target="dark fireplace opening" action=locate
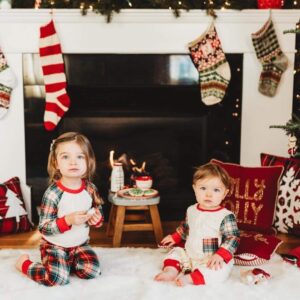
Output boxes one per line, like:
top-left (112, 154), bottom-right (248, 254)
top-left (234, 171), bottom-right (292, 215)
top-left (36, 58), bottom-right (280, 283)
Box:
top-left (23, 54), bottom-right (243, 223)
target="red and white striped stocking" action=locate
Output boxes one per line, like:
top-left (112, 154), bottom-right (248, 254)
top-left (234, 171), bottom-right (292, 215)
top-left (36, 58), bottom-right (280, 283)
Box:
top-left (39, 20), bottom-right (70, 131)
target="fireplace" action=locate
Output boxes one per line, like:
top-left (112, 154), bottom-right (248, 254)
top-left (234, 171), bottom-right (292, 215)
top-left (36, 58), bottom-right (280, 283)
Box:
top-left (24, 53), bottom-right (242, 222)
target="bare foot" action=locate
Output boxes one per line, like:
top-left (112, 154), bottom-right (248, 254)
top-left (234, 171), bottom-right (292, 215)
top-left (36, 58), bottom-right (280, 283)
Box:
top-left (154, 267), bottom-right (179, 282)
top-left (15, 254), bottom-right (30, 272)
top-left (175, 274), bottom-right (193, 287)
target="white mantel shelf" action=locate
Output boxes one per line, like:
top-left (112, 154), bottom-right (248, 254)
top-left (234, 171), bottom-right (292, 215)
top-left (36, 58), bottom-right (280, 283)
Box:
top-left (0, 9), bottom-right (298, 23)
top-left (0, 9), bottom-right (299, 53)
top-left (0, 9), bottom-right (299, 219)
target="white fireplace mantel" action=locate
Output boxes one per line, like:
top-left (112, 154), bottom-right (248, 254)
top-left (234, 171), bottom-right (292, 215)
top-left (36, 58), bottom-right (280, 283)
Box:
top-left (0, 9), bottom-right (299, 218)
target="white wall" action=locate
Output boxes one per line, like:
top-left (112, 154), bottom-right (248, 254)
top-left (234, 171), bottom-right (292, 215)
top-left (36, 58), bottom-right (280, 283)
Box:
top-left (0, 9), bottom-right (299, 216)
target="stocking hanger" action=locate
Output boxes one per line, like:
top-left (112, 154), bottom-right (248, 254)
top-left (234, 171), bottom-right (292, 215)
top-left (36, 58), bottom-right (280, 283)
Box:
top-left (269, 9), bottom-right (273, 20)
top-left (50, 8), bottom-right (54, 19)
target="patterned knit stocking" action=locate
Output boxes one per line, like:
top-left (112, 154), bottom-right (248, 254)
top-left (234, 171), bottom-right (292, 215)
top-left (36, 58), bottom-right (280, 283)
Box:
top-left (0, 50), bottom-right (17, 119)
top-left (251, 17), bottom-right (288, 97)
top-left (188, 23), bottom-right (231, 106)
top-left (39, 20), bottom-right (70, 131)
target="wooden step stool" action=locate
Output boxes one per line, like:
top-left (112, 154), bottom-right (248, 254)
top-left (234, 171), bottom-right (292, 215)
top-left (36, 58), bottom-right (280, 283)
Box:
top-left (106, 192), bottom-right (163, 247)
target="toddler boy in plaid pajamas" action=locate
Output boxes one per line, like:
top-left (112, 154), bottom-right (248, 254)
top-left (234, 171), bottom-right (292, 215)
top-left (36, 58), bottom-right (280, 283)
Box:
top-left (155, 163), bottom-right (239, 286)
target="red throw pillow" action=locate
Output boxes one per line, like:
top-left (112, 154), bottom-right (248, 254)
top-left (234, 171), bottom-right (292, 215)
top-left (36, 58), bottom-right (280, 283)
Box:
top-left (261, 153), bottom-right (300, 236)
top-left (234, 230), bottom-right (282, 266)
top-left (0, 177), bottom-right (32, 234)
top-left (211, 159), bottom-right (283, 234)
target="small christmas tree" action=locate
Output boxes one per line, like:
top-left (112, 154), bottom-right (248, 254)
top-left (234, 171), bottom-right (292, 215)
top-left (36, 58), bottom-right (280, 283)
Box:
top-left (5, 189), bottom-right (28, 223)
top-left (270, 114), bottom-right (300, 157)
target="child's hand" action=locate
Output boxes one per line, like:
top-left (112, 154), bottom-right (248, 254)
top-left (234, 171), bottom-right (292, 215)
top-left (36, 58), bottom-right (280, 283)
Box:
top-left (65, 211), bottom-right (89, 226)
top-left (206, 253), bottom-right (224, 270)
top-left (87, 208), bottom-right (103, 227)
top-left (159, 235), bottom-right (176, 247)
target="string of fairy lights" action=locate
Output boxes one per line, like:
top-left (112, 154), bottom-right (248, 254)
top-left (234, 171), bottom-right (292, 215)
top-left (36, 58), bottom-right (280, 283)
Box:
top-left (10, 1), bottom-right (300, 21)
top-left (12, 1), bottom-right (300, 15)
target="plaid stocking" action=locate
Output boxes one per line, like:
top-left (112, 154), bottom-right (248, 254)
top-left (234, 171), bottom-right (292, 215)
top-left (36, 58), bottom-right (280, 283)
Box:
top-left (251, 18), bottom-right (288, 97)
top-left (39, 19), bottom-right (70, 131)
top-left (0, 50), bottom-right (17, 119)
top-left (188, 23), bottom-right (231, 106)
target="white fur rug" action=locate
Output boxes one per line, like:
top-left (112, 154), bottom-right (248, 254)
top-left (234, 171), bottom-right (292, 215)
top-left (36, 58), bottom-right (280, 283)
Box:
top-left (1, 247), bottom-right (300, 300)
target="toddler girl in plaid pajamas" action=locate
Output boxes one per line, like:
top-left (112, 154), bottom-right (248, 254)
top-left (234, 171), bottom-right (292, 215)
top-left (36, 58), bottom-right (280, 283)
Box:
top-left (154, 163), bottom-right (239, 286)
top-left (16, 132), bottom-right (104, 286)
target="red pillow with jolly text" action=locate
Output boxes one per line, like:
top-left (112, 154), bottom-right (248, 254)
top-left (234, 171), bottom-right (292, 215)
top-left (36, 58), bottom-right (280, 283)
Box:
top-left (211, 159), bottom-right (283, 234)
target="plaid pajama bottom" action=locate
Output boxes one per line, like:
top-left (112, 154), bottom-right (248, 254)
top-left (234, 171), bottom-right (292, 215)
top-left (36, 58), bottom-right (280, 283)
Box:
top-left (27, 239), bottom-right (100, 286)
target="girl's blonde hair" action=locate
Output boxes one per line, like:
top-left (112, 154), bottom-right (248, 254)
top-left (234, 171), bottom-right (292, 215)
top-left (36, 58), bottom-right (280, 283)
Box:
top-left (47, 132), bottom-right (96, 184)
top-left (193, 162), bottom-right (231, 189)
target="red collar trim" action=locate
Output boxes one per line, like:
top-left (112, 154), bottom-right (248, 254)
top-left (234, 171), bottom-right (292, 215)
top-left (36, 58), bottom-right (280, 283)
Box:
top-left (57, 180), bottom-right (85, 194)
top-left (196, 204), bottom-right (224, 212)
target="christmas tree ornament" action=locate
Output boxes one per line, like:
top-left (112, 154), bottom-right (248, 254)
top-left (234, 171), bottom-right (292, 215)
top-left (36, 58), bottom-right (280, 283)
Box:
top-left (257, 0), bottom-right (285, 9)
top-left (270, 115), bottom-right (300, 158)
top-left (0, 50), bottom-right (17, 119)
top-left (39, 19), bottom-right (70, 131)
top-left (251, 17), bottom-right (288, 97)
top-left (188, 23), bottom-right (231, 106)
top-left (288, 135), bottom-right (298, 157)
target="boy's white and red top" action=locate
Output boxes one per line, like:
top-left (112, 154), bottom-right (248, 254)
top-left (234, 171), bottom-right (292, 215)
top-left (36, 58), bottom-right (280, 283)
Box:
top-left (39, 19), bottom-right (70, 131)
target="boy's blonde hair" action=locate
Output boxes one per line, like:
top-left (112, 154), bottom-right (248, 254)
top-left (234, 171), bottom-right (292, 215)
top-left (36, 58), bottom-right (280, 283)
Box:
top-left (193, 162), bottom-right (231, 189)
top-left (47, 132), bottom-right (96, 184)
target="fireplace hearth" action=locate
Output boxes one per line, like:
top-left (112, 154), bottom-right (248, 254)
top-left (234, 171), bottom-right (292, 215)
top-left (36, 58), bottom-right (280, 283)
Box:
top-left (24, 53), bottom-right (242, 223)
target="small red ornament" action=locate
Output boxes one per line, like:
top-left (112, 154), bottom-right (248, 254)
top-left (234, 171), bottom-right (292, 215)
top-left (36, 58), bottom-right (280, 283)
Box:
top-left (257, 0), bottom-right (285, 8)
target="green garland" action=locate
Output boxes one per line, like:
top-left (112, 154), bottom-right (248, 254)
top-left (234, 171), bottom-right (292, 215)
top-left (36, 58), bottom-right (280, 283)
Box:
top-left (12, 1), bottom-right (300, 22)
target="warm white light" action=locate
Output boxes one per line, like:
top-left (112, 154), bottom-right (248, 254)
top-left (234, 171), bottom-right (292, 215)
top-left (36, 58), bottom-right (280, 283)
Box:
top-left (141, 162), bottom-right (146, 171)
top-left (237, 68), bottom-right (240, 72)
top-left (130, 159), bottom-right (136, 166)
top-left (109, 150), bottom-right (115, 168)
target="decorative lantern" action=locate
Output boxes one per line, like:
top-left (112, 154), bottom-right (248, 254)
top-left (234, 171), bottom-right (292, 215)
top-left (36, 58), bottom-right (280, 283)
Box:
top-left (257, 0), bottom-right (285, 8)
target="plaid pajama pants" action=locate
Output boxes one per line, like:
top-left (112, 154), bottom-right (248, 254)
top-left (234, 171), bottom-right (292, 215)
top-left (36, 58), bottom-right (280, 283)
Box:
top-left (27, 239), bottom-right (100, 286)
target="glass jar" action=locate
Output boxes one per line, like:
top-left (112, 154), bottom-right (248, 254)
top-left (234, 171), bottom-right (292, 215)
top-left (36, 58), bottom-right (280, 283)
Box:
top-left (110, 162), bottom-right (124, 192)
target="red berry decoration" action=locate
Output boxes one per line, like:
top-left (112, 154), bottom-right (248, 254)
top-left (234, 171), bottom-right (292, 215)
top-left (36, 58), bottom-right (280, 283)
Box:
top-left (257, 0), bottom-right (285, 8)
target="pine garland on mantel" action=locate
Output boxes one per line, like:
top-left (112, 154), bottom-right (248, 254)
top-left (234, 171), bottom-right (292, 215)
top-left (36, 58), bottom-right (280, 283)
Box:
top-left (12, 1), bottom-right (300, 22)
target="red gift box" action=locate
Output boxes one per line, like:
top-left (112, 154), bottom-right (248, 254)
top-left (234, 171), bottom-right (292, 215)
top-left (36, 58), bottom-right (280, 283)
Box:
top-left (257, 0), bottom-right (285, 8)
